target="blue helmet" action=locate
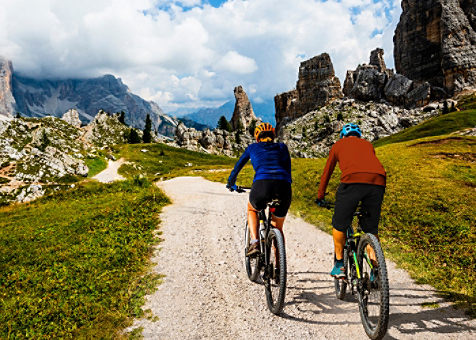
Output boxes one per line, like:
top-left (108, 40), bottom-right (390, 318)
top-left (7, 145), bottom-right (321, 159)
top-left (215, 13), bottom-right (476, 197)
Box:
top-left (340, 123), bottom-right (362, 138)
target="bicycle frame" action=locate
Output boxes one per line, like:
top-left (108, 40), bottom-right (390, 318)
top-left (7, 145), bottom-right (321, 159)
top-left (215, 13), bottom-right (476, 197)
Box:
top-left (344, 210), bottom-right (374, 292)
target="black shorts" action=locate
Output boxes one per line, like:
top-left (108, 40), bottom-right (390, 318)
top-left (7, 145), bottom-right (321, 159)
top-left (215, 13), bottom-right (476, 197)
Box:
top-left (332, 183), bottom-right (385, 235)
top-left (249, 179), bottom-right (292, 218)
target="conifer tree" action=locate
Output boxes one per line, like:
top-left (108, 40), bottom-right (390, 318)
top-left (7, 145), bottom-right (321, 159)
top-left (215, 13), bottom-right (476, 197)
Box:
top-left (217, 116), bottom-right (232, 132)
top-left (119, 111), bottom-right (126, 125)
top-left (442, 101), bottom-right (449, 114)
top-left (143, 114), bottom-right (152, 143)
top-left (128, 128), bottom-right (141, 144)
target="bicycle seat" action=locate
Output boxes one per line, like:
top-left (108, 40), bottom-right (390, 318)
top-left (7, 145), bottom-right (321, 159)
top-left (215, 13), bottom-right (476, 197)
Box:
top-left (268, 198), bottom-right (281, 207)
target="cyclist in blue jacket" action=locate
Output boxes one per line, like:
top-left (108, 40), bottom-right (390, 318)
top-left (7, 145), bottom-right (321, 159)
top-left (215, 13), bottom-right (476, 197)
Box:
top-left (227, 123), bottom-right (292, 256)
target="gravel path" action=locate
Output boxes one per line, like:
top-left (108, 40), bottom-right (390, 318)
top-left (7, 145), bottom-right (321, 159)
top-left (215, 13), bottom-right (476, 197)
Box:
top-left (92, 158), bottom-right (125, 183)
top-left (128, 176), bottom-right (475, 339)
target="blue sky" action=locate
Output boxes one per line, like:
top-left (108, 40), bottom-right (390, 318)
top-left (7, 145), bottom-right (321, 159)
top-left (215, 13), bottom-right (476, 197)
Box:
top-left (0, 0), bottom-right (402, 114)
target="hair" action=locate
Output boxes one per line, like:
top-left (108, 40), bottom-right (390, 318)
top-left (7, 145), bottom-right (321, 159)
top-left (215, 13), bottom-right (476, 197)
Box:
top-left (258, 130), bottom-right (275, 141)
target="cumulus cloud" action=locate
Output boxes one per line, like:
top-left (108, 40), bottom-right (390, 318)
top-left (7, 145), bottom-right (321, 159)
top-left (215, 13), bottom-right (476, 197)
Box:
top-left (0, 0), bottom-right (402, 113)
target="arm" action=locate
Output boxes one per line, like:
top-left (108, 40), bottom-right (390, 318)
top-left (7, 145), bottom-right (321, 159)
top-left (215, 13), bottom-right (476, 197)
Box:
top-left (227, 147), bottom-right (250, 187)
top-left (283, 144), bottom-right (292, 177)
top-left (317, 145), bottom-right (338, 200)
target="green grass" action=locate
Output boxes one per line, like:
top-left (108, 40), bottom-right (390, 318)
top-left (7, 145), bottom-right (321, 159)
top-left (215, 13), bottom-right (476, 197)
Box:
top-left (202, 135), bottom-right (476, 315)
top-left (85, 156), bottom-right (108, 178)
top-left (0, 180), bottom-right (169, 338)
top-left (119, 143), bottom-right (236, 180)
top-left (373, 109), bottom-right (476, 148)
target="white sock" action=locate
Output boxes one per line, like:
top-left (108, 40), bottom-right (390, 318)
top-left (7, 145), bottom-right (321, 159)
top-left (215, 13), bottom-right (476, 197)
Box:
top-left (251, 239), bottom-right (259, 244)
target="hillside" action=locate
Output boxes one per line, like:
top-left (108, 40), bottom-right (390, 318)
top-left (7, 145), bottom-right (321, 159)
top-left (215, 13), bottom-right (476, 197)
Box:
top-left (0, 145), bottom-right (236, 338)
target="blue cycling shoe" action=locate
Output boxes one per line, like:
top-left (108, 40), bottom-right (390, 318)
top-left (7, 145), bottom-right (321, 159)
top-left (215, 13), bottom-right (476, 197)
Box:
top-left (370, 268), bottom-right (378, 283)
top-left (330, 260), bottom-right (345, 278)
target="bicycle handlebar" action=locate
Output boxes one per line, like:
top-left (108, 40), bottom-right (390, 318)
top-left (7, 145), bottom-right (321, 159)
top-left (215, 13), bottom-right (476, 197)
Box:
top-left (227, 184), bottom-right (251, 193)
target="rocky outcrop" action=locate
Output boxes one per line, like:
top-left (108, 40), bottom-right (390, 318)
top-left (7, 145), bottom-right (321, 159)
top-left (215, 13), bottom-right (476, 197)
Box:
top-left (230, 86), bottom-right (257, 131)
top-left (370, 48), bottom-right (387, 73)
top-left (82, 111), bottom-right (130, 147)
top-left (0, 109), bottom-right (145, 204)
top-left (343, 48), bottom-right (432, 107)
top-left (394, 0), bottom-right (476, 95)
top-left (174, 122), bottom-right (253, 156)
top-left (0, 116), bottom-right (89, 204)
top-left (0, 57), bottom-right (15, 117)
top-left (275, 53), bottom-right (343, 129)
top-left (62, 109), bottom-right (82, 128)
top-left (278, 98), bottom-right (441, 158)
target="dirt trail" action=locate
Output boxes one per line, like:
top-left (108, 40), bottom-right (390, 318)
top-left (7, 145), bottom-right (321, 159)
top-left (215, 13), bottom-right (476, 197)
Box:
top-left (92, 158), bottom-right (125, 183)
top-left (129, 176), bottom-right (475, 339)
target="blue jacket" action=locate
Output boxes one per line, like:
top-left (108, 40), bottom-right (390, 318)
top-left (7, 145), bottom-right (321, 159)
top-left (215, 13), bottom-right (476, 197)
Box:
top-left (227, 142), bottom-right (292, 186)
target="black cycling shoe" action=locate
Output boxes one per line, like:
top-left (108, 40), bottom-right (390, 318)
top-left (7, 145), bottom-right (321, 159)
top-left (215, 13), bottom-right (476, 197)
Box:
top-left (246, 242), bottom-right (260, 257)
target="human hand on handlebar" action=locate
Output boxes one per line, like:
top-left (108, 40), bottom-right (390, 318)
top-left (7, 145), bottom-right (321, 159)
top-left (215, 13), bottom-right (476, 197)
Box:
top-left (314, 198), bottom-right (327, 207)
top-left (226, 183), bottom-right (238, 192)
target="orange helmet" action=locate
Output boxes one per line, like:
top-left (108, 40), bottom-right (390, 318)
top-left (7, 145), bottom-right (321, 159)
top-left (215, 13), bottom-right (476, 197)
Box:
top-left (254, 122), bottom-right (275, 142)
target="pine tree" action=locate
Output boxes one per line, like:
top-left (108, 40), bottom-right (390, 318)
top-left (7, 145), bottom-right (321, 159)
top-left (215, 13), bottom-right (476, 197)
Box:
top-left (119, 111), bottom-right (126, 125)
top-left (128, 128), bottom-right (141, 144)
top-left (143, 114), bottom-right (152, 143)
top-left (39, 130), bottom-right (50, 151)
top-left (217, 116), bottom-right (232, 132)
top-left (442, 101), bottom-right (449, 115)
top-left (15, 112), bottom-right (21, 119)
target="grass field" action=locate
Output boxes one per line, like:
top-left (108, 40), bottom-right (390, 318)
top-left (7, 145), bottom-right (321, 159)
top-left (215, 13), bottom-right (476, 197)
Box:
top-left (203, 134), bottom-right (476, 315)
top-left (373, 109), bottom-right (476, 147)
top-left (0, 145), bottom-right (237, 338)
top-left (118, 143), bottom-right (236, 180)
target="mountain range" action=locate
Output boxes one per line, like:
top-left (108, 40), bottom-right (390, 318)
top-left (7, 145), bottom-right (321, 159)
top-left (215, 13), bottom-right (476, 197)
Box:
top-left (0, 57), bottom-right (178, 135)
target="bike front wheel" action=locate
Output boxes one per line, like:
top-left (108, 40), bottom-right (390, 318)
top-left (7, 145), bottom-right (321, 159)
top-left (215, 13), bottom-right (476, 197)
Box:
top-left (357, 233), bottom-right (389, 340)
top-left (264, 228), bottom-right (286, 315)
top-left (244, 221), bottom-right (260, 282)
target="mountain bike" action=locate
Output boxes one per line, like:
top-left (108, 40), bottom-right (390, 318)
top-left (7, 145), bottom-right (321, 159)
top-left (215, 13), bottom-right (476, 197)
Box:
top-left (233, 185), bottom-right (287, 315)
top-left (319, 201), bottom-right (389, 340)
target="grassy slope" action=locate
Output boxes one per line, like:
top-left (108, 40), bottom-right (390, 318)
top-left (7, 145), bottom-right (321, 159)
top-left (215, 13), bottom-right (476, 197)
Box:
top-left (203, 135), bottom-right (476, 313)
top-left (373, 109), bottom-right (476, 148)
top-left (0, 145), bottom-right (236, 338)
top-left (119, 143), bottom-right (236, 180)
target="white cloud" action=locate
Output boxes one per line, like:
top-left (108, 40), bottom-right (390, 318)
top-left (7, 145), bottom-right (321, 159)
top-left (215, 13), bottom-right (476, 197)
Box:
top-left (0, 0), bottom-right (402, 113)
top-left (215, 51), bottom-right (258, 74)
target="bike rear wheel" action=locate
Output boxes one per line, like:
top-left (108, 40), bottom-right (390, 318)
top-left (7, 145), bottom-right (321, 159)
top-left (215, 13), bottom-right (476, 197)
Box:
top-left (334, 248), bottom-right (348, 300)
top-left (264, 228), bottom-right (286, 315)
top-left (244, 221), bottom-right (260, 282)
top-left (357, 234), bottom-right (389, 340)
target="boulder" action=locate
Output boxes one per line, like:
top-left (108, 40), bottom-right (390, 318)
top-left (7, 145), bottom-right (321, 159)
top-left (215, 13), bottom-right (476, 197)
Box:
top-left (406, 82), bottom-right (432, 107)
top-left (384, 74), bottom-right (413, 105)
top-left (350, 65), bottom-right (387, 101)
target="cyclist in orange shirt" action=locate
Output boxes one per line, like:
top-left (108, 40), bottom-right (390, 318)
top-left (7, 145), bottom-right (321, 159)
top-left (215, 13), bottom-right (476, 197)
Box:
top-left (315, 123), bottom-right (386, 277)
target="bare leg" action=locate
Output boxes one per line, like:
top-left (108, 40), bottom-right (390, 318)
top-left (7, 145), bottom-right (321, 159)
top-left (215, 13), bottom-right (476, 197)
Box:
top-left (247, 202), bottom-right (259, 240)
top-left (271, 214), bottom-right (286, 243)
top-left (333, 228), bottom-right (346, 260)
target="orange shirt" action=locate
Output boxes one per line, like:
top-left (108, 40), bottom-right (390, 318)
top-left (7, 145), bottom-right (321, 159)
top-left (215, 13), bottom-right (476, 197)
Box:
top-left (317, 136), bottom-right (386, 200)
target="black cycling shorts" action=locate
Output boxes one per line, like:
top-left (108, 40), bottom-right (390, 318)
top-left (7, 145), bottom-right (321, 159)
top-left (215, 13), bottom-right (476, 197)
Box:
top-left (332, 183), bottom-right (385, 235)
top-left (249, 179), bottom-right (292, 218)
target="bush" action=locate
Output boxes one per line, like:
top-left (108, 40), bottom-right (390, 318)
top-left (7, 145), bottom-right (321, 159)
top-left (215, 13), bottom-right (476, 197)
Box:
top-left (336, 112), bottom-right (343, 121)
